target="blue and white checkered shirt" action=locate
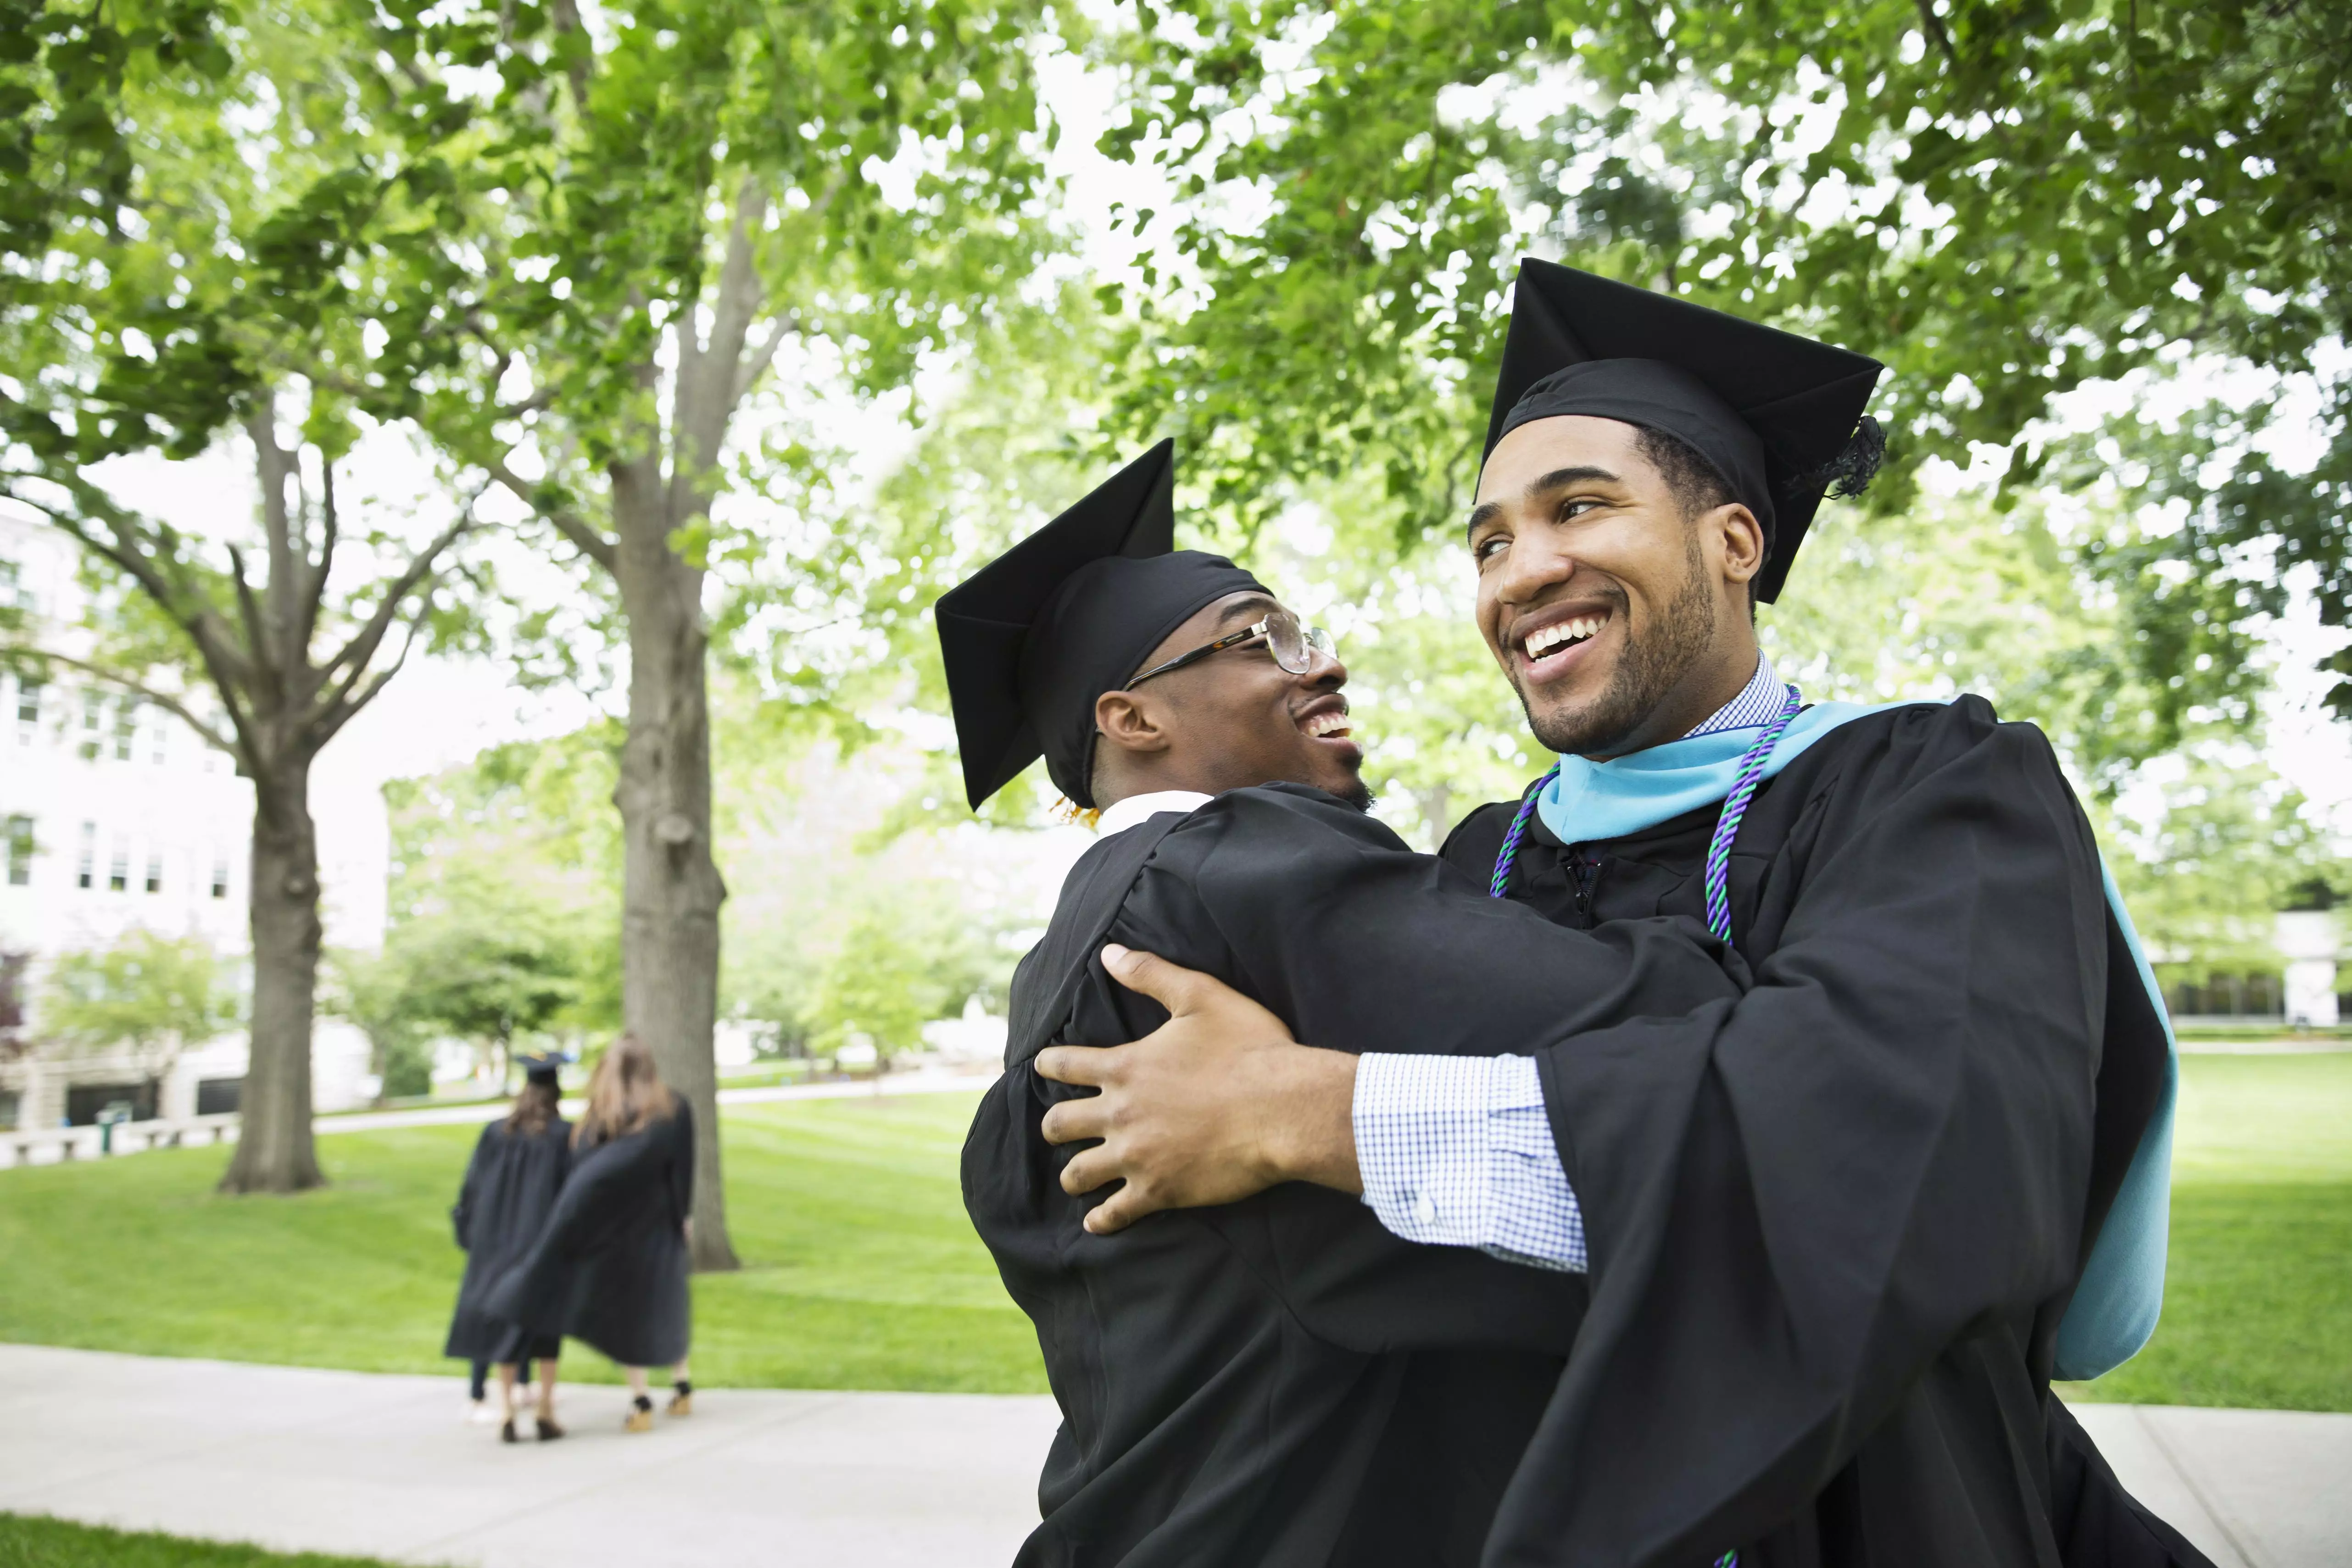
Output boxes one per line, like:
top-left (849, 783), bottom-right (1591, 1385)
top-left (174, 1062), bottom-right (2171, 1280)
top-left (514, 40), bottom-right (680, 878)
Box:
top-left (1352, 656), bottom-right (1789, 1273)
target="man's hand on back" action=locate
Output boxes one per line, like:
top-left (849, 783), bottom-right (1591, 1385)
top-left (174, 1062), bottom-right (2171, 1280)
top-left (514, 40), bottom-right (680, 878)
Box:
top-left (1035, 945), bottom-right (1363, 1234)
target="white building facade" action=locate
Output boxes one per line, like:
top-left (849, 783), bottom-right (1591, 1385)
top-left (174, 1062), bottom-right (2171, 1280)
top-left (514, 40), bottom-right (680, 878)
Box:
top-left (0, 513), bottom-right (385, 1131)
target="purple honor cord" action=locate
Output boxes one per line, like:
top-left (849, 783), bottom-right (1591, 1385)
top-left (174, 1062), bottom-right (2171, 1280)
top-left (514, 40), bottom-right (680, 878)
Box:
top-left (1488, 694), bottom-right (1803, 1568)
top-left (1700, 686), bottom-right (1804, 946)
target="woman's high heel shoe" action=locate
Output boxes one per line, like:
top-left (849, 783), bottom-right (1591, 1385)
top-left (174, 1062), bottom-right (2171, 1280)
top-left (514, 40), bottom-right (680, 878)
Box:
top-left (536, 1415), bottom-right (565, 1441)
top-left (668, 1379), bottom-right (693, 1417)
top-left (624, 1394), bottom-right (655, 1433)
top-left (500, 1417), bottom-right (520, 1444)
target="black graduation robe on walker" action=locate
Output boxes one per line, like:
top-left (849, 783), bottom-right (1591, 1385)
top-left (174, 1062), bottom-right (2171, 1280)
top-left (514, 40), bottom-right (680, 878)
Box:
top-left (1441, 697), bottom-right (2206, 1568)
top-left (445, 1114), bottom-right (572, 1364)
top-left (487, 1101), bottom-right (695, 1368)
top-left (966, 782), bottom-right (1748, 1568)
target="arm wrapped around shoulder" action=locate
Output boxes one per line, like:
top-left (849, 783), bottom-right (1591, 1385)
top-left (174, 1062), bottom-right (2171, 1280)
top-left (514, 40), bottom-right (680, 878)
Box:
top-left (1139, 783), bottom-right (1746, 1058)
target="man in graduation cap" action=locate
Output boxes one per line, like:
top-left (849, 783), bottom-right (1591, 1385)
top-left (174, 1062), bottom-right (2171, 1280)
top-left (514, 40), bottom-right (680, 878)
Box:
top-left (1031, 261), bottom-right (2208, 1567)
top-left (941, 438), bottom-right (1772, 1566)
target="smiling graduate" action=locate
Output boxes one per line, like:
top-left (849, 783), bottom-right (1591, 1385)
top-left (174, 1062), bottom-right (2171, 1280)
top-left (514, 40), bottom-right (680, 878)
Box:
top-left (942, 440), bottom-right (1752, 1568)
top-left (1030, 263), bottom-right (2207, 1568)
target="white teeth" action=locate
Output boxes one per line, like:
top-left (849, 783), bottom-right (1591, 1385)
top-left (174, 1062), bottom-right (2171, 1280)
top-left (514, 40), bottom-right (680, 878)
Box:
top-left (1523, 614), bottom-right (1605, 660)
top-left (1302, 712), bottom-right (1351, 738)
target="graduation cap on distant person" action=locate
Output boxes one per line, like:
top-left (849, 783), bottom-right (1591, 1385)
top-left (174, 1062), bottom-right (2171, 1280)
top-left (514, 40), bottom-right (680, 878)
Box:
top-left (935, 439), bottom-right (1269, 811)
top-left (516, 1052), bottom-right (564, 1088)
top-left (1484, 259), bottom-right (1888, 603)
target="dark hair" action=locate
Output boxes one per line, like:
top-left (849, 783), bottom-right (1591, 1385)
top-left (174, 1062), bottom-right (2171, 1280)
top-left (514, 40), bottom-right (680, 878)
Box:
top-left (1634, 424), bottom-right (1736, 520)
top-left (504, 1077), bottom-right (559, 1137)
top-left (1635, 425), bottom-right (1756, 614)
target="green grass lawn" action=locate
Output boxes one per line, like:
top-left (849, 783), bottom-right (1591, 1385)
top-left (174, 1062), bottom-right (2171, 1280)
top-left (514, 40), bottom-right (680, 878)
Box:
top-left (2057, 1051), bottom-right (2352, 1411)
top-left (0, 1090), bottom-right (1047, 1394)
top-left (0, 1515), bottom-right (402, 1568)
top-left (4, 1061), bottom-right (2346, 1409)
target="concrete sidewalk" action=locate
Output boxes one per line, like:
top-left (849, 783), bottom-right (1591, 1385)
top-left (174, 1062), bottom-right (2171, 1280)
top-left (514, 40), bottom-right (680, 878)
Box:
top-left (0, 1344), bottom-right (1057, 1567)
top-left (1, 1346), bottom-right (2344, 1567)
top-left (2069, 1401), bottom-right (2352, 1568)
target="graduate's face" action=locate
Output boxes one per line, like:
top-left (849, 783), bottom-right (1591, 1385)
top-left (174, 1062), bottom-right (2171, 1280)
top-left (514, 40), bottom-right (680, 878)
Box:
top-left (1468, 416), bottom-right (1763, 758)
top-left (1093, 591), bottom-right (1369, 809)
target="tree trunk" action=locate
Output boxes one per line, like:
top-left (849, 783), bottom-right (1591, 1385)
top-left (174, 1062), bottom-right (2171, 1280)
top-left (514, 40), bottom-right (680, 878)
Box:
top-left (220, 756), bottom-right (325, 1193)
top-left (613, 503), bottom-right (736, 1272)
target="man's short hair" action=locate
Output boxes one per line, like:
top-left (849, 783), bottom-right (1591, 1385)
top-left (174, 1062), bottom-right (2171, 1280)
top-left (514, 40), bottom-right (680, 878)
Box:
top-left (1636, 424), bottom-right (1736, 519)
top-left (1636, 424), bottom-right (1756, 615)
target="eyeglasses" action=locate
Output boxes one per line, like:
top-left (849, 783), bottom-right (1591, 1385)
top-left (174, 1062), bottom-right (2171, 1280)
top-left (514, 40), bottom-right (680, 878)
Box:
top-left (1124, 607), bottom-right (1337, 690)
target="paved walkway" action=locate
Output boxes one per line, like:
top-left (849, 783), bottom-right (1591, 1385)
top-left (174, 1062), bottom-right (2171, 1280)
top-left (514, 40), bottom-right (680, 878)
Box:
top-left (2069, 1402), bottom-right (2352, 1568)
top-left (0, 1345), bottom-right (1057, 1567)
top-left (3, 1347), bottom-right (2346, 1566)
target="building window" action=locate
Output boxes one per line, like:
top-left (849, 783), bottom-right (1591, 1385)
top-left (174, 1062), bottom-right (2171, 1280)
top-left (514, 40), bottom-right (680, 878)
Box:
top-left (77, 822), bottom-right (95, 889)
top-left (79, 690), bottom-right (103, 760)
top-left (145, 851), bottom-right (163, 894)
top-left (150, 713), bottom-right (167, 765)
top-left (108, 839), bottom-right (128, 892)
top-left (0, 557), bottom-right (22, 610)
top-left (211, 852), bottom-right (230, 900)
top-left (4, 816), bottom-right (30, 886)
top-left (12, 677), bottom-right (37, 740)
top-left (113, 699), bottom-right (136, 761)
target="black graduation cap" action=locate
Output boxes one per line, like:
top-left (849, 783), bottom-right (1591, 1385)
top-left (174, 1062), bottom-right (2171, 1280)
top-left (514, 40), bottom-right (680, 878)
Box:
top-left (516, 1052), bottom-right (564, 1088)
top-left (935, 439), bottom-right (1267, 810)
top-left (1484, 259), bottom-right (1887, 602)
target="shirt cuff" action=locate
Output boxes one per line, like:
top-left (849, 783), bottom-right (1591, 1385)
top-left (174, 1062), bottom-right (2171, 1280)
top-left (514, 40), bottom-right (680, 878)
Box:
top-left (1351, 1052), bottom-right (1587, 1273)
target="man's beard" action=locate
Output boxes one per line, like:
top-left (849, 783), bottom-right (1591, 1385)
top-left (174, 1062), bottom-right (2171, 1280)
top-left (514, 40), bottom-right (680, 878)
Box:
top-left (1513, 533), bottom-right (1718, 758)
top-left (1332, 775), bottom-right (1375, 813)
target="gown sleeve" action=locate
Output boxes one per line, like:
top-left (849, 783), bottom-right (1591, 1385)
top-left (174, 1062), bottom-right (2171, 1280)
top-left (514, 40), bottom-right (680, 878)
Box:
top-left (1039, 784), bottom-right (1747, 1349)
top-left (1487, 700), bottom-right (2109, 1566)
top-left (668, 1100), bottom-right (695, 1228)
top-left (451, 1124), bottom-right (492, 1250)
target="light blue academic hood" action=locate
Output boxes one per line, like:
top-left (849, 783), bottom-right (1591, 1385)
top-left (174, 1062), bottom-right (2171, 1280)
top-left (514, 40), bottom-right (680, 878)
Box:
top-left (1532, 701), bottom-right (2173, 1381)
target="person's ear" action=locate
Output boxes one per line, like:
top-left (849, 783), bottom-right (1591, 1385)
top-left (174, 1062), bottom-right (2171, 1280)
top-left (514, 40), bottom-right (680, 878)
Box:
top-left (1711, 502), bottom-right (1767, 589)
top-left (1095, 689), bottom-right (1175, 760)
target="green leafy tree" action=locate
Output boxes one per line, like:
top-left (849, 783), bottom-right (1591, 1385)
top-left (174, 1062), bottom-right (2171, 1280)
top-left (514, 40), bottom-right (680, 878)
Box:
top-left (324, 947), bottom-right (434, 1101)
top-left (1093, 0), bottom-right (2348, 735)
top-left (389, 906), bottom-right (580, 1084)
top-left (39, 930), bottom-right (240, 1099)
top-left (1, 1), bottom-right (488, 1190)
top-left (2106, 752), bottom-right (2347, 993)
top-left (235, 0), bottom-right (1072, 1268)
top-left (808, 907), bottom-right (941, 1067)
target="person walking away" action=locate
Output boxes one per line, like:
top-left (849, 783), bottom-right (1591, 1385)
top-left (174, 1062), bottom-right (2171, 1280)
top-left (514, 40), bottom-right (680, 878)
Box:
top-left (489, 1033), bottom-right (695, 1434)
top-left (446, 1053), bottom-right (571, 1443)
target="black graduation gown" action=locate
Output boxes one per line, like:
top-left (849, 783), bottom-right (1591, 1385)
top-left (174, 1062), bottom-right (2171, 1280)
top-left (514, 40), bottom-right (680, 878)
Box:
top-left (487, 1101), bottom-right (694, 1368)
top-left (445, 1115), bottom-right (572, 1363)
top-left (1440, 697), bottom-right (2207, 1568)
top-left (966, 782), bottom-right (1748, 1568)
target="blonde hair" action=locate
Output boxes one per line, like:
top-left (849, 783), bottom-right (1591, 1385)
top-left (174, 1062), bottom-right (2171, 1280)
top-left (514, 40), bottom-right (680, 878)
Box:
top-left (573, 1033), bottom-right (676, 1149)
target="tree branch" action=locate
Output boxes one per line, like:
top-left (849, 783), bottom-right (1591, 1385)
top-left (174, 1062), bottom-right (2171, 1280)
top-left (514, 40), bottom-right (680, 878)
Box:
top-left (1, 473), bottom-right (255, 695)
top-left (550, 0), bottom-right (594, 117)
top-left (671, 175), bottom-right (772, 516)
top-left (496, 386), bottom-right (558, 421)
top-left (311, 503), bottom-right (480, 727)
top-left (485, 455), bottom-right (619, 571)
top-left (301, 460), bottom-right (341, 668)
top-left (221, 544), bottom-right (278, 710)
top-left (732, 310), bottom-right (801, 406)
top-left (245, 405), bottom-right (296, 676)
top-left (5, 647), bottom-right (236, 754)
top-left (1913, 0), bottom-right (1959, 67)
top-left (312, 588), bottom-right (438, 751)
